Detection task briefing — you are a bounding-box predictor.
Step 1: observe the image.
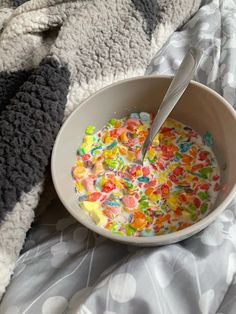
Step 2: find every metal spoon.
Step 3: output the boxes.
[140,47,203,163]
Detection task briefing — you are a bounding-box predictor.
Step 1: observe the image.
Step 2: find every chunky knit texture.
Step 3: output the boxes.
[0,0,200,299]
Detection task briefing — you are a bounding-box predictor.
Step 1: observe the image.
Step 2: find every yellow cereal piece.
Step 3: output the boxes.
[75,181,84,192]
[157,172,168,184]
[73,166,86,178]
[166,196,178,209]
[76,160,84,167]
[147,148,155,159]
[152,133,159,145]
[127,151,135,161]
[120,132,128,142]
[114,177,123,189]
[138,125,146,132]
[136,169,142,176]
[113,191,123,198]
[83,135,94,145]
[104,136,112,144]
[90,208,108,226]
[82,201,100,213]
[80,143,91,153]
[111,147,118,155]
[103,150,113,158]
[158,133,164,143]
[149,193,160,203]
[168,164,175,171]
[99,176,107,186]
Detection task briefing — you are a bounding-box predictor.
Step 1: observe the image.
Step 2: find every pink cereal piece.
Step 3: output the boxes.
[82,177,94,192]
[126,118,140,126]
[122,195,137,208]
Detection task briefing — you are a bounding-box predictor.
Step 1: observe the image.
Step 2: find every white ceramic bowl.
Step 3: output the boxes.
[51,76,236,246]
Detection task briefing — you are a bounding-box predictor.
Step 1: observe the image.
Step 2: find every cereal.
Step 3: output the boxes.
[72,112,220,237]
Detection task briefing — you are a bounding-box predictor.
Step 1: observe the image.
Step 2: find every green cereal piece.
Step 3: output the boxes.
[139,200,149,209]
[200,203,208,214]
[175,152,182,160]
[77,147,85,155]
[104,159,119,170]
[161,204,167,210]
[110,222,118,232]
[198,191,209,201]
[125,181,133,189]
[191,213,198,221]
[138,195,147,202]
[85,125,96,135]
[185,203,196,214]
[108,118,117,126]
[145,216,152,222]
[125,225,136,236]
[198,167,213,179]
[113,231,124,235]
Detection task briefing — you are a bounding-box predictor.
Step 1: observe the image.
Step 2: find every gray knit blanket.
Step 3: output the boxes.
[0,0,200,299]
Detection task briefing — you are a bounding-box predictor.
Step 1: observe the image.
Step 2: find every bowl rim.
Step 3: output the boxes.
[51,75,236,245]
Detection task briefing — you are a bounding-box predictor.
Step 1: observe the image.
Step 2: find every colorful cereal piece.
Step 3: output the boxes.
[85,125,96,135]
[140,112,150,122]
[203,131,213,146]
[102,180,116,193]
[90,208,108,226]
[93,161,104,175]
[87,192,102,202]
[82,201,100,212]
[130,113,140,119]
[82,177,94,192]
[122,195,137,208]
[73,166,86,179]
[131,211,147,230]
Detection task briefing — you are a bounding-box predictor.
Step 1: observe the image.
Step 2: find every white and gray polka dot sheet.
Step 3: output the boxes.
[1,0,236,313]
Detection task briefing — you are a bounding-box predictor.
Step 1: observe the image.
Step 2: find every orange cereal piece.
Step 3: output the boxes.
[120,132,128,143]
[131,211,147,230]
[145,187,154,196]
[189,146,197,157]
[182,154,193,164]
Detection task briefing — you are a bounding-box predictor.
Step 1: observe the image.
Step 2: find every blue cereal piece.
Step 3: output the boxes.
[104,200,120,207]
[107,140,118,150]
[137,176,150,183]
[130,112,140,119]
[140,112,150,122]
[179,142,191,153]
[203,131,213,146]
[91,145,102,156]
[79,194,87,201]
[141,229,155,237]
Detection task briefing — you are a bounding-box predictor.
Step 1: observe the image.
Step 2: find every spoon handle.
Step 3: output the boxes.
[142,47,203,157]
